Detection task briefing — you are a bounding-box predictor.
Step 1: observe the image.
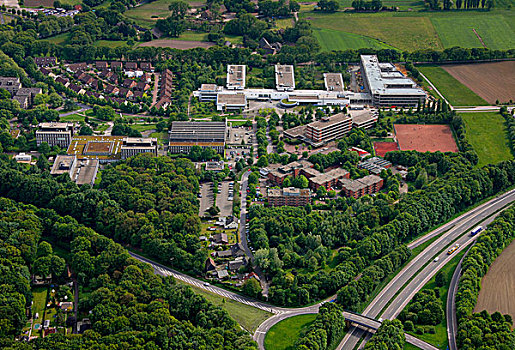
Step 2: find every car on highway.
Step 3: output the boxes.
[447,244,460,255]
[434,257,439,262]
[203,282,210,286]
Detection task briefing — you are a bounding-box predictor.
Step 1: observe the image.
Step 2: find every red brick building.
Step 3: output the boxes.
[340,175,384,198]
[268,187,311,207]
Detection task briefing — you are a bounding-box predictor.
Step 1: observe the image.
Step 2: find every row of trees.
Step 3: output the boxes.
[365,319,405,349]
[500,106,515,156]
[455,206,515,349]
[296,303,346,350]
[425,0,493,10]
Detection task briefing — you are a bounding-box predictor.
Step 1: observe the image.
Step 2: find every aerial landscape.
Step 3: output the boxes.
[0,0,514,349]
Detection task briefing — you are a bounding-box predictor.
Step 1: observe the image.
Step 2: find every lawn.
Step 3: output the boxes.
[93,40,132,48]
[44,33,69,45]
[59,113,85,122]
[313,28,396,51]
[301,12,442,51]
[176,281,272,333]
[418,66,488,106]
[31,287,48,329]
[430,14,515,50]
[460,112,513,167]
[401,250,466,349]
[150,131,168,143]
[131,123,157,132]
[264,314,317,350]
[124,0,206,28]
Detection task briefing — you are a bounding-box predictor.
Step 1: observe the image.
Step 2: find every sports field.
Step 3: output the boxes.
[395,124,458,153]
[475,239,515,325]
[313,28,395,51]
[443,61,515,105]
[374,141,399,157]
[418,66,488,106]
[460,112,513,167]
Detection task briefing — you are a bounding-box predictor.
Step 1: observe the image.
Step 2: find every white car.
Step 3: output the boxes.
[434,257,440,262]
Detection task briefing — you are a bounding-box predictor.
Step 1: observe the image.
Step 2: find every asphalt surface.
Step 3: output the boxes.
[337,188,515,350]
[446,247,470,350]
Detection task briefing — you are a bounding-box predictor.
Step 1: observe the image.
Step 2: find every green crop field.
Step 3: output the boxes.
[301,12,442,51]
[313,28,395,51]
[264,314,317,350]
[418,66,488,106]
[431,15,515,50]
[460,112,513,167]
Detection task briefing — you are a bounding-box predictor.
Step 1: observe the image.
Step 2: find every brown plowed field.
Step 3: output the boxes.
[443,61,515,104]
[475,239,515,325]
[24,0,53,6]
[139,40,214,50]
[394,124,458,153]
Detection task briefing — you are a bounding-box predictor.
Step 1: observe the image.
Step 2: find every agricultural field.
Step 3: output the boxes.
[301,12,442,51]
[139,39,214,49]
[418,66,488,106]
[460,112,513,167]
[474,239,515,325]
[313,28,395,51]
[264,314,317,350]
[301,8,515,52]
[430,15,515,50]
[442,61,515,105]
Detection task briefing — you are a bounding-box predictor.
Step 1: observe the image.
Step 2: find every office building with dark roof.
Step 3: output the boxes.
[169,121,227,154]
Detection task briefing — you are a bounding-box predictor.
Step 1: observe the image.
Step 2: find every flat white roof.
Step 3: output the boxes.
[324,73,344,92]
[227,65,246,89]
[275,65,295,90]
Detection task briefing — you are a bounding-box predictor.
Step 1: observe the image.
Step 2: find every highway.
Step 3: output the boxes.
[337,188,515,350]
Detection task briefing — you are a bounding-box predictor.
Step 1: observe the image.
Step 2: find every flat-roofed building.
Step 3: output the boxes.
[120,137,158,159]
[268,187,311,207]
[14,153,32,163]
[0,77,22,95]
[169,121,227,154]
[308,168,350,190]
[275,65,295,91]
[340,175,384,198]
[324,73,344,92]
[267,160,314,186]
[305,113,352,144]
[198,84,222,102]
[51,155,99,186]
[358,156,392,175]
[226,65,246,90]
[360,55,426,107]
[351,109,378,130]
[15,87,43,108]
[51,155,77,177]
[36,122,74,148]
[216,93,246,111]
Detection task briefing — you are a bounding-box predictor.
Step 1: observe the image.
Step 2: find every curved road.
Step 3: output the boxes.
[133,188,515,350]
[337,189,515,350]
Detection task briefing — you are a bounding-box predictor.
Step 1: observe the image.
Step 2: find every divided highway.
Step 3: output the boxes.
[337,188,515,350]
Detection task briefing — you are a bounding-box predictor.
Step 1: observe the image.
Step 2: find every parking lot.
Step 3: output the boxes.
[227,126,253,146]
[216,181,234,217]
[199,182,214,216]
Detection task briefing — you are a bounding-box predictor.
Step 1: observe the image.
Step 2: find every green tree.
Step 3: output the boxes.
[242,278,262,298]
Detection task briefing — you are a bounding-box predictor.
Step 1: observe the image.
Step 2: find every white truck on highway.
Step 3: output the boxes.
[470,226,483,237]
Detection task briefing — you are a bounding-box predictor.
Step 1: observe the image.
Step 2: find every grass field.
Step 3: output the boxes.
[431,15,515,50]
[177,281,272,332]
[313,28,395,51]
[460,112,513,167]
[264,314,317,350]
[125,0,206,28]
[44,33,69,45]
[301,12,442,51]
[418,66,488,106]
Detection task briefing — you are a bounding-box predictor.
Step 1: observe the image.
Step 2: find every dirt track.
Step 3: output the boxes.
[443,61,515,104]
[139,40,214,50]
[394,124,458,153]
[475,239,515,325]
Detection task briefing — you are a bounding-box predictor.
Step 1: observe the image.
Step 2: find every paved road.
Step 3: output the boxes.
[337,189,515,350]
[446,246,471,350]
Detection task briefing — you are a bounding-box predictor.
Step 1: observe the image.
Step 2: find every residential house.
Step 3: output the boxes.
[55,76,69,87]
[205,257,217,272]
[68,83,84,94]
[66,62,87,73]
[95,61,108,70]
[34,56,57,67]
[123,78,137,89]
[111,61,123,70]
[135,81,150,91]
[104,84,119,95]
[125,62,138,70]
[118,87,133,99]
[212,233,228,244]
[140,62,154,72]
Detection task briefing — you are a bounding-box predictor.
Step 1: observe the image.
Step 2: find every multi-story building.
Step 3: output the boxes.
[169,121,227,154]
[275,65,295,91]
[340,175,384,198]
[120,137,158,159]
[51,155,99,186]
[305,113,353,145]
[307,168,350,191]
[360,55,426,107]
[14,87,43,109]
[36,122,74,148]
[351,109,379,130]
[324,73,344,92]
[267,160,314,186]
[0,77,22,95]
[216,93,247,111]
[226,65,246,90]
[268,187,311,207]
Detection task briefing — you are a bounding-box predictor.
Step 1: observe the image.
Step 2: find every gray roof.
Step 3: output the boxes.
[169,121,226,143]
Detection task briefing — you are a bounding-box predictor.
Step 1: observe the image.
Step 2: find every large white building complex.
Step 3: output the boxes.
[360,55,426,107]
[194,56,426,111]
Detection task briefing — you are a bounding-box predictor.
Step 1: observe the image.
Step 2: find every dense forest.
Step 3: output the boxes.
[0,198,256,349]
